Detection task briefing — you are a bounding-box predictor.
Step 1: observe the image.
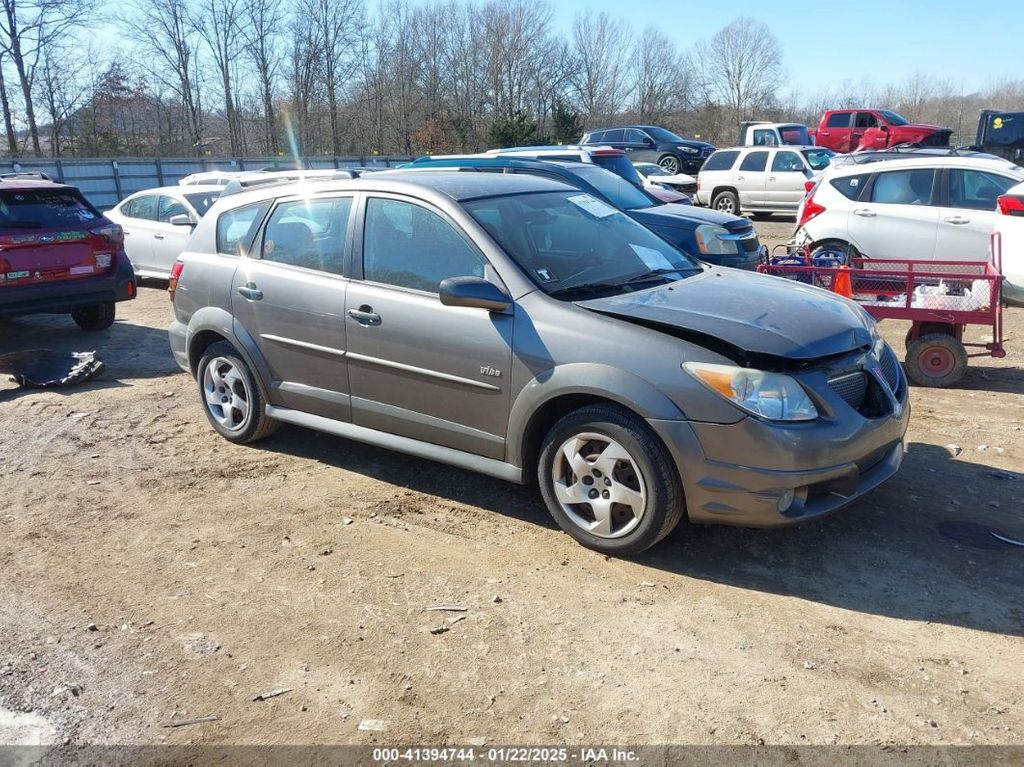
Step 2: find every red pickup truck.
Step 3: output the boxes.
[812,109,952,153]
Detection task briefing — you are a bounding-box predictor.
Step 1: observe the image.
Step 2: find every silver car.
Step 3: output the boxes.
[168,173,909,555]
[107,185,221,278]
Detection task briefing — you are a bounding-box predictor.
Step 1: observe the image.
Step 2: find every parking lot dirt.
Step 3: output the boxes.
[1,222,1022,747]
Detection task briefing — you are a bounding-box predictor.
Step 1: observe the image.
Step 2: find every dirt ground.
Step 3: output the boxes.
[1,218,1022,749]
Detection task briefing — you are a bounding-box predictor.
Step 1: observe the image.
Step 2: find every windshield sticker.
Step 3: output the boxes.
[567,194,616,219]
[629,243,675,271]
[96,253,112,268]
[77,209,96,221]
[535,267,555,282]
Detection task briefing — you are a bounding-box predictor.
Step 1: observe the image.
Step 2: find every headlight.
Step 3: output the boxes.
[694,224,739,255]
[683,362,818,421]
[678,146,699,154]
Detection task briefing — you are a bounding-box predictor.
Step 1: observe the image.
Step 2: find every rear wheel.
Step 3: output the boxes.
[658,154,681,175]
[71,302,115,331]
[196,341,278,443]
[905,333,968,388]
[537,405,685,556]
[712,190,739,215]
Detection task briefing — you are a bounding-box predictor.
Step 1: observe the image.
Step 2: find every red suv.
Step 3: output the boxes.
[0,174,136,330]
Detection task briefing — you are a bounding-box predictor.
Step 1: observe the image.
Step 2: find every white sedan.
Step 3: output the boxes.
[633,162,696,194]
[996,180,1024,305]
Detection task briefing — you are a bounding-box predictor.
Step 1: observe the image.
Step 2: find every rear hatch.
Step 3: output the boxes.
[0,186,116,288]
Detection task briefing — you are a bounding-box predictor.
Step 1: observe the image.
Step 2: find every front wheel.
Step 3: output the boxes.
[537,405,685,556]
[196,341,278,443]
[905,333,968,388]
[658,154,681,175]
[71,302,115,331]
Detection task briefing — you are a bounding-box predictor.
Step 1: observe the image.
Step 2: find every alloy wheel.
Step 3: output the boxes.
[202,357,252,432]
[659,156,680,175]
[551,432,648,539]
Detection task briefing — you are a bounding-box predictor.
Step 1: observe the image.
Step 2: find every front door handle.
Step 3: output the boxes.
[736,175,745,181]
[236,283,263,301]
[768,176,777,181]
[944,216,970,225]
[154,234,164,240]
[347,307,382,326]
[853,208,877,218]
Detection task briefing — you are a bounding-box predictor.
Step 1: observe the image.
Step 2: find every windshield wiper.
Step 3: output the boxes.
[620,267,696,285]
[548,280,628,298]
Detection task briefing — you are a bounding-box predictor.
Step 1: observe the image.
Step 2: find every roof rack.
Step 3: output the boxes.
[0,171,53,182]
[219,169,360,197]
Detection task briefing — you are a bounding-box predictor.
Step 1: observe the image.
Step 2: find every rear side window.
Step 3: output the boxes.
[830,174,869,200]
[739,152,768,172]
[826,112,852,128]
[261,197,352,274]
[363,197,484,292]
[701,150,740,172]
[870,169,936,206]
[0,188,100,229]
[216,201,269,256]
[603,129,625,143]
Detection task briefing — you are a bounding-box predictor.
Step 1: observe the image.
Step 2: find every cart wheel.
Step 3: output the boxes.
[905,333,968,388]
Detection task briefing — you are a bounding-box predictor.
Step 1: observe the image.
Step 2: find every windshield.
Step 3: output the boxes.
[185,192,218,217]
[880,110,909,126]
[645,127,685,143]
[463,191,700,298]
[801,148,834,171]
[635,163,668,177]
[779,125,811,145]
[589,153,646,187]
[565,165,654,210]
[0,189,99,229]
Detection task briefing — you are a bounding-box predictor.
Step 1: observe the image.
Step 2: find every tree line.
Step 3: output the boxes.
[1,0,1022,158]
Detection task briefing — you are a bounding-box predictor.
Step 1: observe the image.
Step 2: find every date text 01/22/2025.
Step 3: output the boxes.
[371,747,640,762]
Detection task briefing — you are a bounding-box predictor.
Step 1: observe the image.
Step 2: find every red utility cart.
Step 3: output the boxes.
[757,234,1006,388]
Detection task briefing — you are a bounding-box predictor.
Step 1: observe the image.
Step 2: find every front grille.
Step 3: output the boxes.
[879,345,902,396]
[828,372,868,410]
[700,146,714,157]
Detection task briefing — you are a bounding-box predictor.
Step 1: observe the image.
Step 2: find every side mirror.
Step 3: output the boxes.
[169,213,196,227]
[643,136,655,146]
[879,124,889,132]
[439,276,512,312]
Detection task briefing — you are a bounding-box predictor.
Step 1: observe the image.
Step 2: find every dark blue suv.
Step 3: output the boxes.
[581,126,716,175]
[403,156,764,270]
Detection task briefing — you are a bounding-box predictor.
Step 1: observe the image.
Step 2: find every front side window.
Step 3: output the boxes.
[158,196,189,223]
[362,197,484,292]
[739,152,768,172]
[217,202,269,256]
[870,169,936,206]
[771,151,805,173]
[625,129,648,144]
[702,150,740,172]
[262,196,351,274]
[464,191,700,299]
[948,169,1018,210]
[826,112,852,128]
[855,112,879,129]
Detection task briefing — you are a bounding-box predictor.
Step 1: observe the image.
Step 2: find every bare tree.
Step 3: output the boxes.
[194,0,245,154]
[567,10,631,126]
[629,25,688,125]
[300,0,362,155]
[691,17,783,139]
[0,0,98,156]
[242,0,284,154]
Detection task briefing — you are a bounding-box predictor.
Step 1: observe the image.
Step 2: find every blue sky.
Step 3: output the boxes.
[552,1,1008,96]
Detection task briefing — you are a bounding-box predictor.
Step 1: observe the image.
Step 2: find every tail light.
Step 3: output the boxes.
[797,191,826,228]
[90,223,124,245]
[168,261,184,302]
[696,178,701,192]
[804,180,816,194]
[997,194,1024,216]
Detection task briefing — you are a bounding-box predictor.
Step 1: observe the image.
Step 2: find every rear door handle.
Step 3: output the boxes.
[853,208,877,218]
[944,216,970,225]
[236,284,263,301]
[736,175,745,181]
[768,176,777,181]
[347,307,382,326]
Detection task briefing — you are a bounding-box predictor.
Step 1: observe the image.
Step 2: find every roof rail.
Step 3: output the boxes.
[0,171,53,182]
[219,169,359,197]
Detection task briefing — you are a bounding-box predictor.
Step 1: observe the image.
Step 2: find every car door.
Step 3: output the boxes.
[735,151,769,208]
[765,150,810,212]
[819,111,853,152]
[344,194,513,460]
[846,167,940,260]
[851,112,879,152]
[230,194,355,421]
[935,168,1020,261]
[627,128,658,162]
[117,194,159,274]
[601,129,626,151]
[153,195,196,276]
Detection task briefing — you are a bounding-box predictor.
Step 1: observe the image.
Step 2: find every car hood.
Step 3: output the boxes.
[578,268,872,362]
[630,204,750,231]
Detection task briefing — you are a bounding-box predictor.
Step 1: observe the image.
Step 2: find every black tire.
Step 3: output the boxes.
[905,333,968,388]
[811,239,860,262]
[750,212,773,221]
[71,302,115,331]
[712,190,740,216]
[196,341,278,443]
[658,154,681,175]
[537,404,685,556]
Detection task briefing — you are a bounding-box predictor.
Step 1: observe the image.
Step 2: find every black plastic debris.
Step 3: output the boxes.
[0,349,105,388]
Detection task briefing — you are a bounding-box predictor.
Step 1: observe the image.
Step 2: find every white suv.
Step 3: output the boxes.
[796,155,1024,261]
[696,145,834,217]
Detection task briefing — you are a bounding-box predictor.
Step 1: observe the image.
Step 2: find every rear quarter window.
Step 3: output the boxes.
[701,151,740,172]
[830,174,869,200]
[216,202,270,256]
